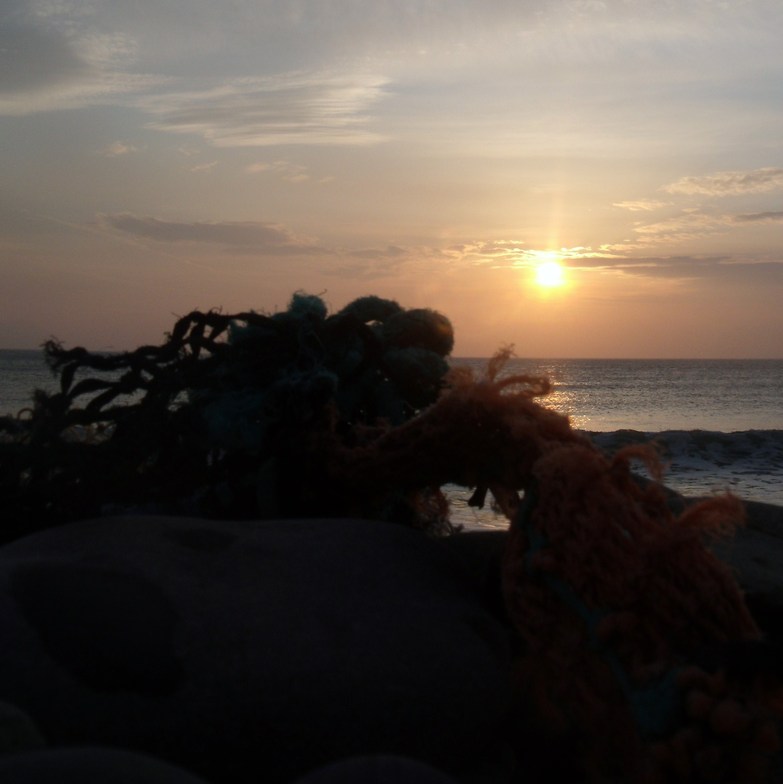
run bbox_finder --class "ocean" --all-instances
[448,357,783,529]
[2,350,782,527]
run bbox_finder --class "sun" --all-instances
[535,260,565,288]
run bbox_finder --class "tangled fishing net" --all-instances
[0,293,456,539]
[1,292,781,781]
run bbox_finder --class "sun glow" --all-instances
[535,259,565,288]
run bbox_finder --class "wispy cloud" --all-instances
[0,66,161,116]
[593,164,783,255]
[619,257,783,283]
[99,140,137,157]
[622,206,783,247]
[568,254,727,277]
[189,160,218,173]
[440,241,617,271]
[733,210,783,223]
[346,244,408,260]
[0,5,90,95]
[630,211,725,243]
[613,200,669,212]
[247,160,310,182]
[663,168,783,197]
[141,72,390,147]
[100,213,324,255]
[525,250,783,283]
[440,236,783,287]
[0,2,163,115]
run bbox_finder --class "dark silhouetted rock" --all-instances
[711,499,783,645]
[0,517,512,784]
[0,700,46,754]
[292,755,458,784]
[0,747,210,784]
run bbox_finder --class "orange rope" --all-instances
[327,351,783,782]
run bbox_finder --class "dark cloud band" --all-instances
[101,213,323,255]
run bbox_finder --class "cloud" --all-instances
[567,254,724,276]
[0,38,162,115]
[0,3,91,95]
[100,141,137,157]
[189,160,218,173]
[0,2,164,115]
[625,257,783,283]
[0,72,163,115]
[627,205,783,246]
[528,251,783,283]
[140,72,390,147]
[100,213,324,255]
[663,168,783,197]
[439,241,625,272]
[439,237,783,285]
[733,210,783,223]
[445,241,582,268]
[631,211,724,242]
[346,244,408,259]
[247,160,310,182]
[613,200,669,212]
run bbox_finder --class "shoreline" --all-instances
[452,487,783,532]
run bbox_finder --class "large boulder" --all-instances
[710,499,783,643]
[0,517,512,784]
[0,747,211,784]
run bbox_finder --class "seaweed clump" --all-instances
[0,293,456,543]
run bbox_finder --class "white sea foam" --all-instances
[589,429,783,505]
[449,429,783,531]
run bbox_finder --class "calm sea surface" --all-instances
[2,350,782,518]
[454,357,783,433]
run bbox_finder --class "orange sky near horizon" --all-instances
[2,1,782,358]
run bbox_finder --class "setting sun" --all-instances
[535,260,565,288]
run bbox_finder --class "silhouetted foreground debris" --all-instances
[0,293,456,542]
[2,291,782,782]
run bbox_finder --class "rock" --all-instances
[710,499,783,644]
[0,747,210,784]
[0,517,512,784]
[292,755,458,784]
[0,700,46,754]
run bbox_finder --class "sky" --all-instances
[2,0,782,358]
